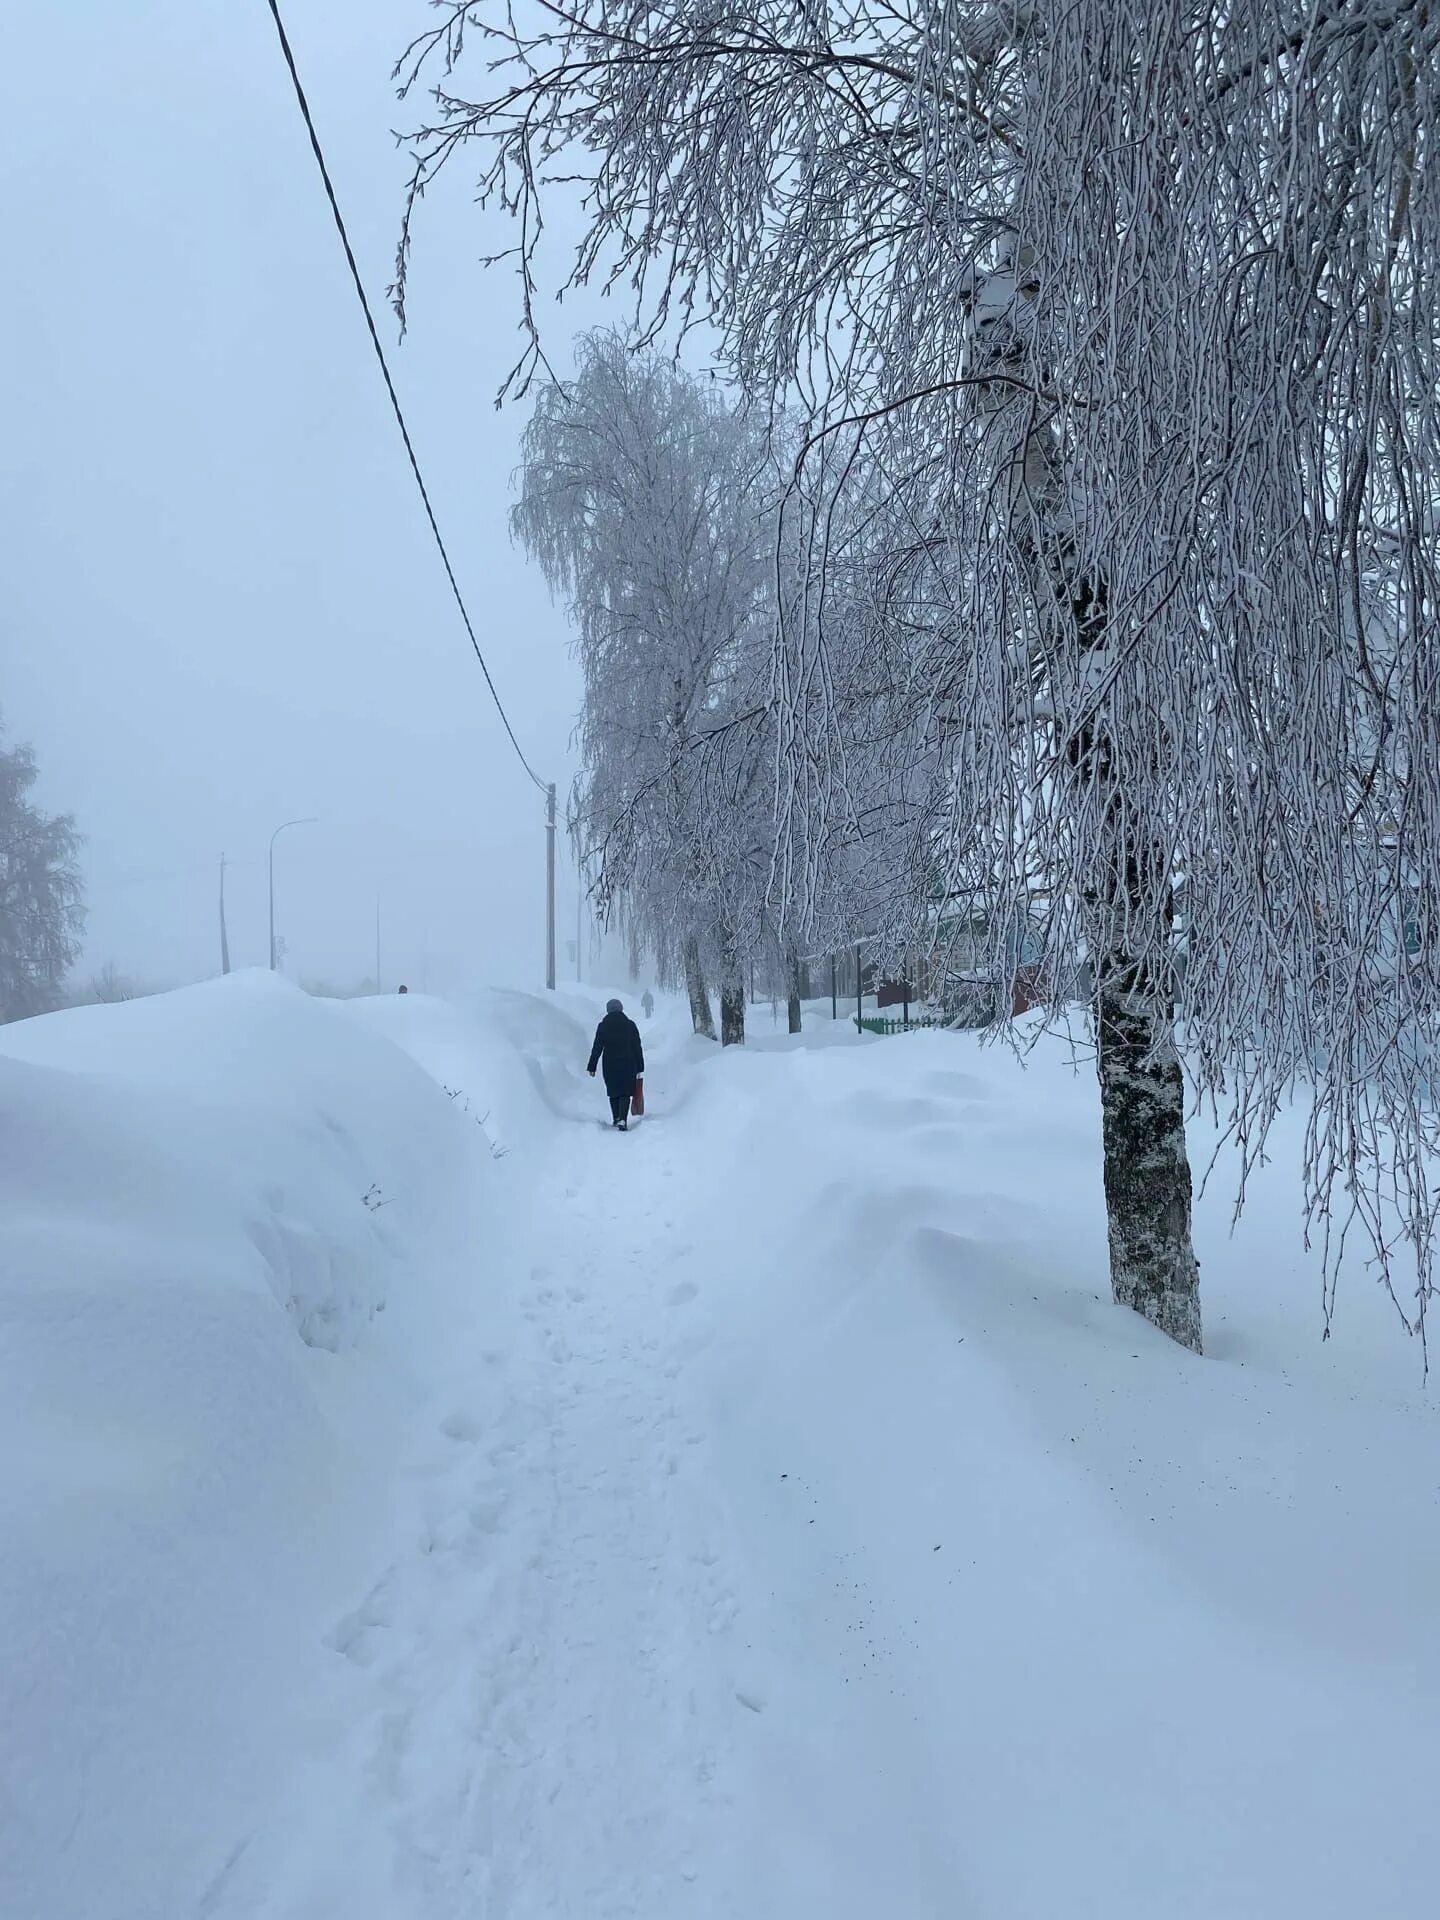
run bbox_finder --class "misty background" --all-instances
[2,0,604,994]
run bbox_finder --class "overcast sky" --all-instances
[2,0,604,994]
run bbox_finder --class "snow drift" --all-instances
[674,1016,1440,1916]
[0,973,507,1920]
[3,978,1435,1919]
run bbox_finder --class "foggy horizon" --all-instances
[3,0,602,996]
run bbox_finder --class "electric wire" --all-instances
[263,0,549,795]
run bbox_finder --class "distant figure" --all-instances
[397,984,408,995]
[587,996,645,1130]
[641,988,654,1019]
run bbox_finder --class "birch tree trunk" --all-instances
[683,932,716,1039]
[1053,563,1202,1351]
[785,947,803,1034]
[1095,953,1201,1352]
[719,920,746,1046]
[721,979,746,1045]
[1075,701,1202,1353]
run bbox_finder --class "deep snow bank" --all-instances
[343,985,591,1153]
[670,1014,1440,1917]
[0,973,507,1920]
[5,976,1434,1919]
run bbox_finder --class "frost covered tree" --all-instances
[513,333,776,1043]
[770,443,961,998]
[0,722,85,1023]
[402,1,1440,1352]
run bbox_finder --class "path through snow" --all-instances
[226,1058,793,1919]
[167,989,1440,1920]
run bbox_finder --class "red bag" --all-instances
[631,1077,645,1117]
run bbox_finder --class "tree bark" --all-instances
[719,921,746,1045]
[1062,575,1202,1352]
[683,933,716,1039]
[721,979,746,1044]
[785,947,803,1034]
[1095,957,1202,1352]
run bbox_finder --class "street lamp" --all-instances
[269,817,318,971]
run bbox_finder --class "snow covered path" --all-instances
[218,1003,962,1920]
[209,1077,709,1913]
[233,993,1437,1920]
[220,1121,721,1917]
[5,980,1435,1919]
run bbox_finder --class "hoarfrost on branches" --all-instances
[513,333,783,1038]
[406,2,1440,1348]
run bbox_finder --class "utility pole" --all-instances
[545,783,557,991]
[831,953,837,1021]
[219,854,231,976]
[855,941,863,1032]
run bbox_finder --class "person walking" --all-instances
[641,988,654,1019]
[587,997,645,1130]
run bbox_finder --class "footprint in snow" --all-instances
[667,1279,699,1307]
[324,1593,392,1667]
[709,1594,739,1634]
[467,1495,508,1535]
[439,1411,483,1443]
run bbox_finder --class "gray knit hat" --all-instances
[606,997,623,1013]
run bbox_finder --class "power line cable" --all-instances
[262,0,549,795]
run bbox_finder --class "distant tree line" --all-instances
[0,716,85,1023]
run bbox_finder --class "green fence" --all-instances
[856,1013,943,1037]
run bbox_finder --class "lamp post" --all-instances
[268,817,317,971]
[219,853,231,976]
[545,784,557,991]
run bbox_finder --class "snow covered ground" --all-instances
[1,977,1435,1918]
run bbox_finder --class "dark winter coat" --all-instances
[588,1010,645,1095]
